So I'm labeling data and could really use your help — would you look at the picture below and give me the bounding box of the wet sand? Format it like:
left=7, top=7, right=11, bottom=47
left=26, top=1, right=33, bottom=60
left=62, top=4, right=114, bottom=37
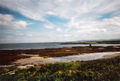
left=103, top=53, right=120, bottom=58
left=11, top=51, right=120, bottom=69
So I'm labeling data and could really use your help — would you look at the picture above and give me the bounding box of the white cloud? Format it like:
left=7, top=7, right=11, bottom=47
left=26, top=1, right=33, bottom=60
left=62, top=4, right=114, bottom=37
left=65, top=16, right=120, bottom=40
left=0, top=14, right=30, bottom=29
left=56, top=28, right=62, bottom=32
left=0, top=0, right=120, bottom=43
left=0, top=0, right=120, bottom=21
left=44, top=22, right=55, bottom=29
left=1, top=16, right=120, bottom=43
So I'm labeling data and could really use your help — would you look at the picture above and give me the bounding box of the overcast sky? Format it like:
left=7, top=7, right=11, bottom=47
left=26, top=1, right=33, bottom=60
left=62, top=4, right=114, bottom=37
left=0, top=0, right=120, bottom=43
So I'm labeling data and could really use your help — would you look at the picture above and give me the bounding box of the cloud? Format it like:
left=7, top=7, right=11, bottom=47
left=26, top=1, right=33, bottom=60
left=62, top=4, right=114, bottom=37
left=0, top=0, right=120, bottom=43
left=66, top=16, right=120, bottom=40
left=44, top=21, right=55, bottom=29
left=0, top=0, right=120, bottom=21
left=0, top=14, right=31, bottom=29
left=56, top=28, right=62, bottom=32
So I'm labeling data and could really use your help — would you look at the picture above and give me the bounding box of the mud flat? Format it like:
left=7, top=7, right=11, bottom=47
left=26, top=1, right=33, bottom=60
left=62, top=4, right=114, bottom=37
left=0, top=54, right=30, bottom=65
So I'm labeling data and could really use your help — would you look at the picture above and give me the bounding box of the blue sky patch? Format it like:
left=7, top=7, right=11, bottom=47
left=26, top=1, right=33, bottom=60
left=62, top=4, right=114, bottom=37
left=97, top=13, right=113, bottom=20
left=45, top=15, right=69, bottom=24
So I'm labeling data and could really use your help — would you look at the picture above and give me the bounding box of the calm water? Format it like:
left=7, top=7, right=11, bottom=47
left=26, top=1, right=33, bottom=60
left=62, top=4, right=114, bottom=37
left=0, top=43, right=120, bottom=50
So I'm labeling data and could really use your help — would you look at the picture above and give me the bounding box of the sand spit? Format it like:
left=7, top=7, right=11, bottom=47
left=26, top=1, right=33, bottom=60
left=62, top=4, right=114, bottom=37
left=13, top=55, right=50, bottom=65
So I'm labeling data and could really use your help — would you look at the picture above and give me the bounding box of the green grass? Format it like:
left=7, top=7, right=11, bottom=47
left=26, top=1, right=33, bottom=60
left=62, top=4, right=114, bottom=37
left=0, top=56, right=120, bottom=81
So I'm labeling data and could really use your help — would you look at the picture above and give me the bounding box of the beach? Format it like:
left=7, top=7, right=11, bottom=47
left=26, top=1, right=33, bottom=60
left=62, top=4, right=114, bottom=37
left=0, top=45, right=120, bottom=67
left=0, top=45, right=120, bottom=81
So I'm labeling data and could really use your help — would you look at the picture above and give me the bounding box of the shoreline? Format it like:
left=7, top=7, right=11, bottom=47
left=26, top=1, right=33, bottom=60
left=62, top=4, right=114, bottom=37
left=1, top=56, right=120, bottom=81
left=0, top=51, right=120, bottom=68
left=102, top=53, right=120, bottom=58
left=0, top=45, right=120, bottom=65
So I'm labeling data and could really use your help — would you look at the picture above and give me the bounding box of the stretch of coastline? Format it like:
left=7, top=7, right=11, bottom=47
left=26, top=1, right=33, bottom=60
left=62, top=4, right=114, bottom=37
left=0, top=44, right=120, bottom=81
left=11, top=52, right=120, bottom=68
left=0, top=45, right=120, bottom=66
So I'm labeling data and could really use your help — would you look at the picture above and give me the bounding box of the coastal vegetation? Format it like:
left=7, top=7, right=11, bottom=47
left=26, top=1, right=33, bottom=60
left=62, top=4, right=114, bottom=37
left=0, top=54, right=30, bottom=65
left=0, top=56, right=120, bottom=81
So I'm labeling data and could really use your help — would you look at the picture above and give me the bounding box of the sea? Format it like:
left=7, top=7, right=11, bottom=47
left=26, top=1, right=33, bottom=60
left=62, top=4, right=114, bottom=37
left=0, top=43, right=120, bottom=50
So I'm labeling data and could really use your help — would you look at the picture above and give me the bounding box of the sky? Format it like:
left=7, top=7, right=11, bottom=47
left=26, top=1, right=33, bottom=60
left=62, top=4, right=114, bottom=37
left=0, top=0, right=120, bottom=43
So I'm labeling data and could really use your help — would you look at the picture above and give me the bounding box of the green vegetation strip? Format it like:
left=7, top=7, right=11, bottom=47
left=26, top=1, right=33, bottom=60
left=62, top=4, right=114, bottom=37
left=0, top=56, right=120, bottom=81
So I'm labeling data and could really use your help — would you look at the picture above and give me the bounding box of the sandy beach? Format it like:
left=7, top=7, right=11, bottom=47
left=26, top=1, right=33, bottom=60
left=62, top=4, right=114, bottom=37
left=10, top=51, right=120, bottom=68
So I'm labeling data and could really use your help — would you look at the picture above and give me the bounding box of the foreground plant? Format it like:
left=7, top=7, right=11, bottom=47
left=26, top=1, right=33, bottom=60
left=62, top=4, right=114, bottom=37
left=0, top=56, right=120, bottom=81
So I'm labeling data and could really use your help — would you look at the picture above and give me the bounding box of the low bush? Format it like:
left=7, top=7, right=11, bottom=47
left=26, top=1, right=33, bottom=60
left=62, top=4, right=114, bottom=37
left=0, top=56, right=120, bottom=81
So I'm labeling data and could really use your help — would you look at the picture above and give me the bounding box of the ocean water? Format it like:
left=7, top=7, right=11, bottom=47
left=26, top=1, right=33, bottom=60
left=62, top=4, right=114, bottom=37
left=0, top=43, right=61, bottom=50
left=0, top=43, right=120, bottom=50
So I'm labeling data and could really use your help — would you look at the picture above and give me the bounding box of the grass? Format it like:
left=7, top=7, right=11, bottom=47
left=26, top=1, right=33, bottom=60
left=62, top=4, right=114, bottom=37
left=0, top=56, right=120, bottom=81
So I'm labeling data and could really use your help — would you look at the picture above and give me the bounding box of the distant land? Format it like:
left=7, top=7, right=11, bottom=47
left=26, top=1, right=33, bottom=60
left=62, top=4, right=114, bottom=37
left=0, top=39, right=120, bottom=44
left=61, top=39, right=120, bottom=44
